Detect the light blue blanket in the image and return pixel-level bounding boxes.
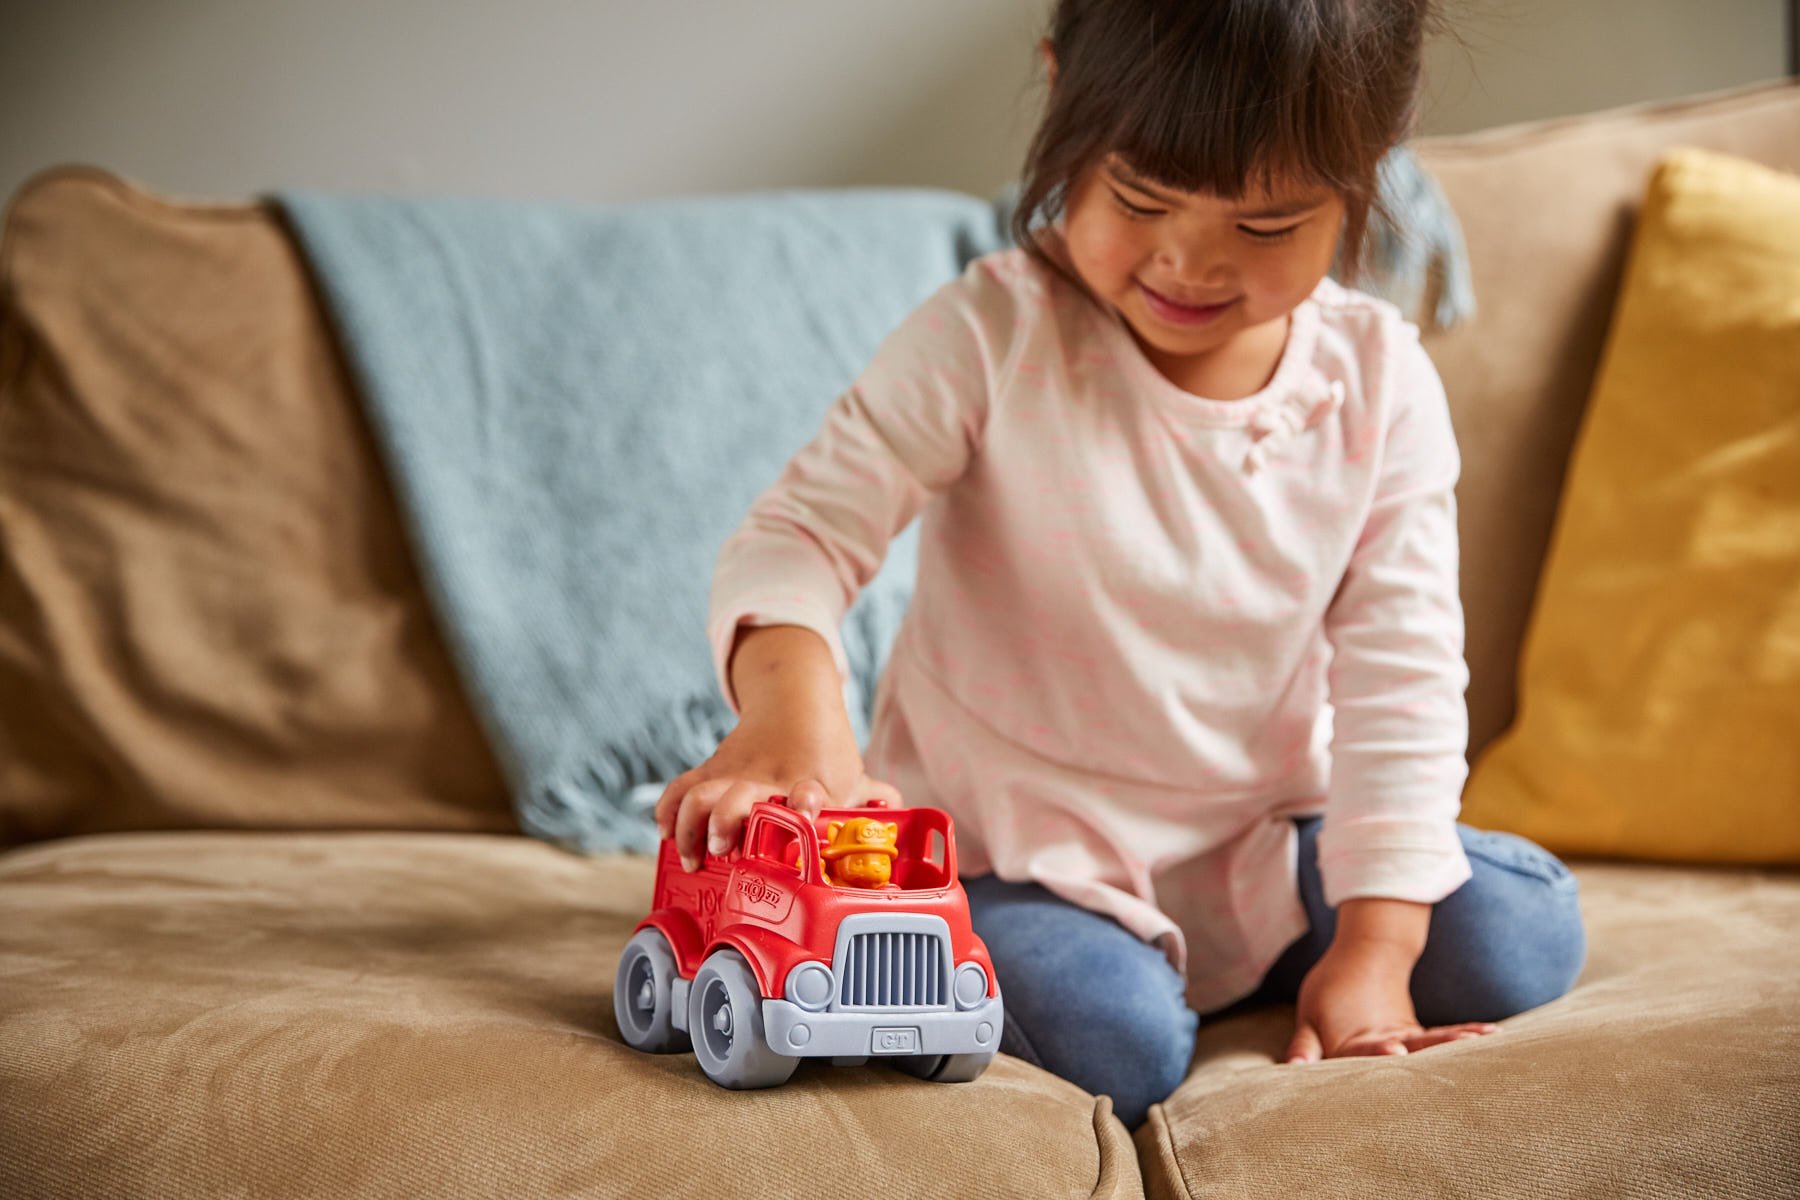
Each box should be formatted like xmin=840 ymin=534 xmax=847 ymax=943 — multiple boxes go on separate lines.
xmin=273 ymin=155 xmax=1471 ymax=856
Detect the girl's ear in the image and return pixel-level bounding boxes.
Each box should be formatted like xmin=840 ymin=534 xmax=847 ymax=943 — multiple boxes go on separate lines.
xmin=1039 ymin=36 xmax=1057 ymax=89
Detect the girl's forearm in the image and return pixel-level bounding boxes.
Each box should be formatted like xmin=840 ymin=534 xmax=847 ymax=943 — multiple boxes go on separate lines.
xmin=726 ymin=624 xmax=851 ymax=729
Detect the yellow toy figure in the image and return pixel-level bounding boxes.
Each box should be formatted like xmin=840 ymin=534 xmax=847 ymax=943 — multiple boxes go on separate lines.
xmin=821 ymin=817 xmax=900 ymax=889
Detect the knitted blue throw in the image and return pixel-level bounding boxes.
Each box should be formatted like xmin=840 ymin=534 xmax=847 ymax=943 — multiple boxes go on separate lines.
xmin=273 ymin=150 xmax=1472 ymax=856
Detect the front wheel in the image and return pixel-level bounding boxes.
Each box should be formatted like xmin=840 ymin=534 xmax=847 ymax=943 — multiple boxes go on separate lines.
xmin=891 ymin=1049 xmax=996 ymax=1083
xmin=688 ymin=949 xmax=800 ymax=1089
xmin=614 ymin=929 xmax=690 ymax=1053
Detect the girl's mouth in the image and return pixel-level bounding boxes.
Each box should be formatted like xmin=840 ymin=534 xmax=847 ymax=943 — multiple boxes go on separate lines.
xmin=1138 ymin=281 xmax=1237 ymax=327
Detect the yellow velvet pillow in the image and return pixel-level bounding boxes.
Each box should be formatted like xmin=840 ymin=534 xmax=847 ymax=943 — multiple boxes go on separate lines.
xmin=1460 ymin=147 xmax=1800 ymax=864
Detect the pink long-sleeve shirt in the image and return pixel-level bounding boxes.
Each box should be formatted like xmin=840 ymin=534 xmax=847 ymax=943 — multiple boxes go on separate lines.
xmin=708 ymin=236 xmax=1474 ymax=1015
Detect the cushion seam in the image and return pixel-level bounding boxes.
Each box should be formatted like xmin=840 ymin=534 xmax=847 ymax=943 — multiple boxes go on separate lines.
xmin=1146 ymin=1101 xmax=1194 ymax=1200
xmin=1088 ymin=1096 xmax=1110 ymax=1199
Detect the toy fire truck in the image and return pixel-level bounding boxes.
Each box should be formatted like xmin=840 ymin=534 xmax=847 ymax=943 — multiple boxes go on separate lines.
xmin=613 ymin=795 xmax=1003 ymax=1089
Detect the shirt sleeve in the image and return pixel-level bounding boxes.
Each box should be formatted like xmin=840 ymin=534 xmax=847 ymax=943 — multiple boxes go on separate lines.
xmin=707 ymin=264 xmax=1008 ymax=714
xmin=1316 ymin=322 xmax=1475 ymax=909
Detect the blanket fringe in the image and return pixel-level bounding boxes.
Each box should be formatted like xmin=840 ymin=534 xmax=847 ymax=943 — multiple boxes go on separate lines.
xmin=516 ymin=579 xmax=912 ymax=856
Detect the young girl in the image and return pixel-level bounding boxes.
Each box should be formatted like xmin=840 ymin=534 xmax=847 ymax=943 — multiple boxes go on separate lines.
xmin=656 ymin=0 xmax=1586 ymax=1128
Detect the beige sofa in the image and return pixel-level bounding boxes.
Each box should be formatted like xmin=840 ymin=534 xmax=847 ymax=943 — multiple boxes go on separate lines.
xmin=3 ymin=80 xmax=1797 ymax=1199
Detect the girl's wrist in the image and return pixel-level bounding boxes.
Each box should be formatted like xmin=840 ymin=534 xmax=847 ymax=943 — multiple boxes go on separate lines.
xmin=1330 ymin=896 xmax=1431 ymax=963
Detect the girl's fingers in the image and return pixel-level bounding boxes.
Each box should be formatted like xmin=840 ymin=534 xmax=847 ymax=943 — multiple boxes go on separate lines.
xmin=1342 ymin=1024 xmax=1501 ymax=1057
xmin=1312 ymin=1020 xmax=1503 ymax=1061
xmin=665 ymin=769 xmax=908 ymax=869
xmin=655 ymin=769 xmax=701 ymax=839
xmin=707 ymin=780 xmax=769 ymax=858
xmin=857 ymin=775 xmax=904 ymax=807
xmin=673 ymin=778 xmax=731 ymax=871
xmin=788 ymin=778 xmax=831 ymax=817
xmin=1335 ymin=1031 xmax=1411 ymax=1058
xmin=1405 ymin=1024 xmax=1500 ymax=1051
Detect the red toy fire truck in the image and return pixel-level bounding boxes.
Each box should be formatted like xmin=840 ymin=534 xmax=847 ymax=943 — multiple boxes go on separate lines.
xmin=614 ymin=795 xmax=1003 ymax=1089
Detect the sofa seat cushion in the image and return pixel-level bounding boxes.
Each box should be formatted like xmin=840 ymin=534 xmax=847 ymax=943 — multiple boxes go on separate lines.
xmin=0 ymin=831 xmax=1139 ymax=1199
xmin=1138 ymin=860 xmax=1800 ymax=1199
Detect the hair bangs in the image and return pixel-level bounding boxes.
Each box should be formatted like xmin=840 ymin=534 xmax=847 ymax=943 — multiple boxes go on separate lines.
xmin=1014 ymin=0 xmax=1434 ymax=286
xmin=1105 ymin=1 xmax=1367 ymax=203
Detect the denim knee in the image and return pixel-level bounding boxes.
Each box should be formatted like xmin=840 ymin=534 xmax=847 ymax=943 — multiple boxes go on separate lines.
xmin=1036 ymin=983 xmax=1197 ymax=1130
xmin=1411 ymin=828 xmax=1588 ymax=1027
xmin=964 ymin=875 xmax=1197 ymax=1129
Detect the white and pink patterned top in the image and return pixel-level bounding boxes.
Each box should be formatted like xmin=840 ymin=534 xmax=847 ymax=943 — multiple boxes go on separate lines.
xmin=708 ymin=235 xmax=1473 ymax=1015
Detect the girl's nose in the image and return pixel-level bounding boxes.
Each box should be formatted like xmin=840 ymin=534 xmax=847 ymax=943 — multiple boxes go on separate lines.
xmin=1154 ymin=239 xmax=1232 ymax=290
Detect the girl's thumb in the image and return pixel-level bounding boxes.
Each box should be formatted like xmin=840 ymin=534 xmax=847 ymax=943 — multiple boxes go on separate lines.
xmin=1285 ymin=1023 xmax=1323 ymax=1065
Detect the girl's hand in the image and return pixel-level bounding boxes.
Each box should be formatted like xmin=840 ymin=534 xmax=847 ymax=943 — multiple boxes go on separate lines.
xmin=652 ymin=709 xmax=899 ymax=873
xmin=1283 ymin=940 xmax=1500 ymax=1064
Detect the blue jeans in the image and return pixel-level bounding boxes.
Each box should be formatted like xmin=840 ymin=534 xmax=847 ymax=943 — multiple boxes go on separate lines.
xmin=962 ymin=817 xmax=1586 ymax=1129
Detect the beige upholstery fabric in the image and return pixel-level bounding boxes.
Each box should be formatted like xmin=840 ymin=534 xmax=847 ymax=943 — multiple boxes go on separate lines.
xmin=1140 ymin=861 xmax=1800 ymax=1199
xmin=0 ymin=831 xmax=1140 ymax=1200
xmin=0 ymin=166 xmax=516 ymax=846
xmin=1412 ymin=79 xmax=1800 ymax=762
xmin=3 ymin=833 xmax=1792 ymax=1199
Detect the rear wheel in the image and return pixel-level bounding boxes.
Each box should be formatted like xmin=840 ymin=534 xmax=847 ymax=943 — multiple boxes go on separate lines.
xmin=891 ymin=1050 xmax=995 ymax=1083
xmin=688 ymin=949 xmax=800 ymax=1089
xmin=613 ymin=929 xmax=690 ymax=1053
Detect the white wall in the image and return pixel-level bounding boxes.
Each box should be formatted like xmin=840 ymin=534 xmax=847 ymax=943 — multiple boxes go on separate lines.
xmin=0 ymin=0 xmax=1789 ymax=207
xmin=0 ymin=0 xmax=1048 ymax=204
xmin=1421 ymin=0 xmax=1789 ymax=135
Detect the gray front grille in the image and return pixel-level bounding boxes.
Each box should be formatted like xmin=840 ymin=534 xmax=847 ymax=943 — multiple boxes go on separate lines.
xmin=838 ymin=930 xmax=946 ymax=1009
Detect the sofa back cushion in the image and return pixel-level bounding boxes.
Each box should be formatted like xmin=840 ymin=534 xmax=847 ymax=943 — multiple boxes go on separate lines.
xmin=1459 ymin=147 xmax=1800 ymax=864
xmin=1413 ymin=79 xmax=1800 ymax=762
xmin=0 ymin=166 xmax=517 ymax=846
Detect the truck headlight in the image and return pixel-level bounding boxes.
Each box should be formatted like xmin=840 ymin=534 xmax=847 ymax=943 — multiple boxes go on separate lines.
xmin=954 ymin=963 xmax=988 ymax=1010
xmin=785 ymin=961 xmax=834 ymax=1011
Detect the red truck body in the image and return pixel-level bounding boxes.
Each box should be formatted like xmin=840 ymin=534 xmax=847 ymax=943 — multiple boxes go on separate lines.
xmin=616 ymin=795 xmax=1004 ymax=1088
xmin=640 ymin=796 xmax=996 ymax=1002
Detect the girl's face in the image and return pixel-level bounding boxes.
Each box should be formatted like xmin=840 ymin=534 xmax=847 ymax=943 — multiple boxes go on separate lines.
xmin=1061 ymin=154 xmax=1346 ymax=385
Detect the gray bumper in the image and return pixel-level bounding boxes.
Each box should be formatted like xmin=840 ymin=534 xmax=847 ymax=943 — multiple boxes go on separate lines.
xmin=761 ymin=997 xmax=1004 ymax=1058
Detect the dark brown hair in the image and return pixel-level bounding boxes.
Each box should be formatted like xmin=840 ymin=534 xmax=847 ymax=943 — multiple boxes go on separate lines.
xmin=1013 ymin=0 xmax=1442 ymax=286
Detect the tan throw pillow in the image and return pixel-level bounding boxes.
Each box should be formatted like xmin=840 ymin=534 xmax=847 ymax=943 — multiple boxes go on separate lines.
xmin=0 ymin=166 xmax=517 ymax=846
xmin=1460 ymin=148 xmax=1800 ymax=863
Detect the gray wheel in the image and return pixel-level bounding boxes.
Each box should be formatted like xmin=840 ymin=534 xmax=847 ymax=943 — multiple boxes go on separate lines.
xmin=892 ymin=1050 xmax=996 ymax=1083
xmin=614 ymin=929 xmax=690 ymax=1053
xmin=688 ymin=949 xmax=800 ymax=1089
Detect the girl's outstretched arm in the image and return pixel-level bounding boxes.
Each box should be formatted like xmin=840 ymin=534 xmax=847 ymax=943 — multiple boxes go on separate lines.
xmin=665 ymin=261 xmax=1018 ymax=868
xmin=1297 ymin=324 xmax=1496 ymax=1060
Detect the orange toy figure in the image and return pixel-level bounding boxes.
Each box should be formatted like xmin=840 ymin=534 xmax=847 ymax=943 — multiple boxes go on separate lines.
xmin=822 ymin=817 xmax=900 ymax=889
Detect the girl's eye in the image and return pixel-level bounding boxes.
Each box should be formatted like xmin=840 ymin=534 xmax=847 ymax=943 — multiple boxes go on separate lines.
xmin=1107 ymin=189 xmax=1163 ymax=220
xmin=1241 ymin=224 xmax=1302 ymax=243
